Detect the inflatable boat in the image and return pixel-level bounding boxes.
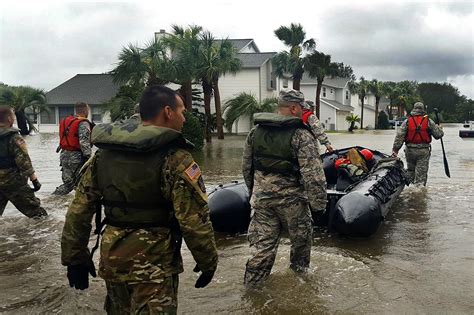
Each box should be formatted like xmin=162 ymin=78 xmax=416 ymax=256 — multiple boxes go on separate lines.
xmin=208 ymin=146 xmax=408 ymax=237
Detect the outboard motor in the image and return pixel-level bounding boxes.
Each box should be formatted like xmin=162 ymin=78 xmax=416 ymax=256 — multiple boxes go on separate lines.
xmin=208 ymin=182 xmax=251 ymax=233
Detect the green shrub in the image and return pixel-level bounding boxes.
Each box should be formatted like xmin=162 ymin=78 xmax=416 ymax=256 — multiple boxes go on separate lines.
xmin=182 ymin=111 xmax=204 ymax=150
xmin=377 ymin=111 xmax=390 ymax=129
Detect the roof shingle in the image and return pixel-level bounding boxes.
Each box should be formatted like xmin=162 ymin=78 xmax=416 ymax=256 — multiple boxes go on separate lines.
xmin=238 ymin=52 xmax=276 ymax=68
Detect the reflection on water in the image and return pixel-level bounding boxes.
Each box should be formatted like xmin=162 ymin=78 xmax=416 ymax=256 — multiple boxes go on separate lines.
xmin=1 ymin=125 xmax=473 ymax=314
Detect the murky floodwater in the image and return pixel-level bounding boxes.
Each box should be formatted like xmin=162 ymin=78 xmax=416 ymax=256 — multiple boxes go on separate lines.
xmin=1 ymin=125 xmax=473 ymax=314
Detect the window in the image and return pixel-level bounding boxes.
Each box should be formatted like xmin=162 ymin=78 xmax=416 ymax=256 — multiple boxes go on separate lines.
xmin=91 ymin=106 xmax=103 ymax=123
xmin=58 ymin=106 xmax=75 ymax=122
xmin=283 ymin=78 xmax=289 ymax=88
xmin=330 ymin=89 xmax=334 ymax=94
xmin=322 ymin=87 xmax=326 ymax=97
xmin=40 ymin=106 xmax=56 ymax=124
xmin=346 ymin=90 xmax=349 ymax=100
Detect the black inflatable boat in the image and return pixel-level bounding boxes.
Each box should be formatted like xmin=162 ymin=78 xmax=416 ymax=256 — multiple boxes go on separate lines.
xmin=208 ymin=146 xmax=408 ymax=237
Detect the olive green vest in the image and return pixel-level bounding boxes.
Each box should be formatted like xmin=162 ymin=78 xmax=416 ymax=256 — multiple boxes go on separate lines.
xmin=252 ymin=113 xmax=309 ymax=175
xmin=92 ymin=120 xmax=192 ymax=228
xmin=0 ymin=128 xmax=19 ymax=169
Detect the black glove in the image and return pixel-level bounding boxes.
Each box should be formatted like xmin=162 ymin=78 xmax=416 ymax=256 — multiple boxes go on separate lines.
xmin=67 ymin=263 xmax=97 ymax=290
xmin=193 ymin=264 xmax=215 ymax=289
xmin=32 ymin=179 xmax=42 ymax=192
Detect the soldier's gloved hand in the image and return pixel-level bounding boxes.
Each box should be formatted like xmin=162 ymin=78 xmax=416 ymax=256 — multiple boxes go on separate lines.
xmin=32 ymin=179 xmax=42 ymax=192
xmin=193 ymin=264 xmax=216 ymax=288
xmin=326 ymin=144 xmax=334 ymax=153
xmin=67 ymin=263 xmax=97 ymax=290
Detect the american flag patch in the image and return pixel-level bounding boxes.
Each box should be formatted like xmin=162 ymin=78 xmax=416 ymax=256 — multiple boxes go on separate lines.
xmin=184 ymin=162 xmax=201 ymax=181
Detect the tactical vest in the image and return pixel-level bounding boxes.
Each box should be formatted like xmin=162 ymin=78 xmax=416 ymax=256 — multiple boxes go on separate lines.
xmin=0 ymin=128 xmax=19 ymax=169
xmin=59 ymin=116 xmax=92 ymax=151
xmin=252 ymin=112 xmax=310 ymax=175
xmin=406 ymin=115 xmax=431 ymax=144
xmin=92 ymin=121 xmax=191 ymax=228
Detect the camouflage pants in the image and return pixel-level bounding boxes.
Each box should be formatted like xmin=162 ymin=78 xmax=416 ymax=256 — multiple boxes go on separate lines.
xmin=104 ymin=276 xmax=179 ymax=315
xmin=54 ymin=158 xmax=84 ymax=195
xmin=405 ymin=147 xmax=431 ymax=186
xmin=244 ymin=200 xmax=312 ymax=286
xmin=0 ymin=172 xmax=47 ymax=218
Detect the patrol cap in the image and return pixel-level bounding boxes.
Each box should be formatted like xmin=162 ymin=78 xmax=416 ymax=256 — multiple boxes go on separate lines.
xmin=413 ymin=102 xmax=425 ymax=111
xmin=278 ymin=89 xmax=305 ymax=107
xmin=303 ymin=100 xmax=315 ymax=110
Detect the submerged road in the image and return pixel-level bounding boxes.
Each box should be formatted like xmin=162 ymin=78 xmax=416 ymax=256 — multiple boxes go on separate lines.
xmin=1 ymin=124 xmax=473 ymax=314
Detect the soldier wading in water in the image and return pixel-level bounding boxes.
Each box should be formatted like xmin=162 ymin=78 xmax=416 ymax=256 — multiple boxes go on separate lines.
xmin=242 ymin=90 xmax=327 ymax=286
xmin=61 ymin=85 xmax=218 ymax=314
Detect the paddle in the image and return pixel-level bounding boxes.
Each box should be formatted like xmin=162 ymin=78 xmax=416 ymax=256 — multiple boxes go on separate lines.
xmin=434 ymin=108 xmax=450 ymax=178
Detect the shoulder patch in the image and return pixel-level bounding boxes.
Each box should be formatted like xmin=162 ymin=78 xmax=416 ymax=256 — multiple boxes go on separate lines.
xmin=15 ymin=137 xmax=28 ymax=153
xmin=184 ymin=162 xmax=201 ymax=181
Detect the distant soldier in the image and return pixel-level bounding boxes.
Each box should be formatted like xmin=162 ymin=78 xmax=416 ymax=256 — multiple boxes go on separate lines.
xmin=302 ymin=100 xmax=334 ymax=152
xmin=392 ymin=102 xmax=444 ymax=186
xmin=0 ymin=106 xmax=46 ymax=218
xmin=61 ymin=85 xmax=218 ymax=314
xmin=53 ymin=102 xmax=92 ymax=195
xmin=242 ymin=90 xmax=327 ymax=287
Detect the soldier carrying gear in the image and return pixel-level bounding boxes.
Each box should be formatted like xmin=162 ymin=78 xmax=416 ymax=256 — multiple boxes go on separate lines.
xmin=0 ymin=106 xmax=47 ymax=218
xmin=61 ymin=85 xmax=218 ymax=314
xmin=53 ymin=102 xmax=93 ymax=195
xmin=302 ymin=100 xmax=335 ymax=152
xmin=392 ymin=102 xmax=444 ymax=186
xmin=242 ymin=89 xmax=327 ymax=287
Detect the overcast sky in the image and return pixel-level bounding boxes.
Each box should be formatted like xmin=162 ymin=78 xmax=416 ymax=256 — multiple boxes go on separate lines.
xmin=1 ymin=0 xmax=473 ymax=98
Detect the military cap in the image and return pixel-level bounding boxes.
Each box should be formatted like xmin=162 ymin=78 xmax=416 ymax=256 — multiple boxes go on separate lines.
xmin=303 ymin=100 xmax=315 ymax=110
xmin=278 ymin=89 xmax=305 ymax=106
xmin=413 ymin=102 xmax=425 ymax=111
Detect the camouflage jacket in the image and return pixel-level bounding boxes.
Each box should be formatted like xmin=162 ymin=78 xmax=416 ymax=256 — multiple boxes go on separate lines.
xmin=242 ymin=126 xmax=327 ymax=211
xmin=60 ymin=120 xmax=92 ymax=163
xmin=61 ymin=122 xmax=218 ymax=283
xmin=308 ymin=114 xmax=331 ymax=146
xmin=392 ymin=109 xmax=444 ymax=151
xmin=0 ymin=127 xmax=35 ymax=180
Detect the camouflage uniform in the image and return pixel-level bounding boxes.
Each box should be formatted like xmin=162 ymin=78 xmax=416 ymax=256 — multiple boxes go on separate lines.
xmin=54 ymin=119 xmax=92 ymax=195
xmin=392 ymin=103 xmax=444 ymax=185
xmin=61 ymin=119 xmax=218 ymax=314
xmin=308 ymin=114 xmax=331 ymax=147
xmin=242 ymin=91 xmax=327 ymax=286
xmin=0 ymin=127 xmax=47 ymax=218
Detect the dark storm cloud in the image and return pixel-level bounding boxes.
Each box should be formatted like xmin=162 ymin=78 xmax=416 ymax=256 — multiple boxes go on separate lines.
xmin=318 ymin=2 xmax=473 ymax=82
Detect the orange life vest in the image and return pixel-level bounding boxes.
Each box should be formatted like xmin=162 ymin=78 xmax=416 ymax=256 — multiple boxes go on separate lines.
xmin=59 ymin=116 xmax=91 ymax=151
xmin=406 ymin=115 xmax=431 ymax=144
xmin=302 ymin=110 xmax=313 ymax=124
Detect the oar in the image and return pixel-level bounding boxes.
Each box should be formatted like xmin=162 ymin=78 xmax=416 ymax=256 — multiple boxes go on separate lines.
xmin=434 ymin=108 xmax=450 ymax=178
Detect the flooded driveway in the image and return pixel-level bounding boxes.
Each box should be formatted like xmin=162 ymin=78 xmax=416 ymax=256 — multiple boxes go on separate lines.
xmin=1 ymin=124 xmax=473 ymax=314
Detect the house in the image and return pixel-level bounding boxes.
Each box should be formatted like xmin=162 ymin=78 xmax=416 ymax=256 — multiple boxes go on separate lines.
xmin=300 ymin=75 xmax=354 ymax=131
xmin=39 ymin=74 xmax=119 ymax=133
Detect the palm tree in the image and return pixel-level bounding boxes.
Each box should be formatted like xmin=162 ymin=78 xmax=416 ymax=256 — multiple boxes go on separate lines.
xmin=111 ymin=38 xmax=175 ymax=87
xmin=394 ymin=80 xmax=419 ymax=116
xmin=198 ymin=32 xmax=242 ymax=141
xmin=0 ymin=86 xmax=47 ymax=135
xmin=223 ymin=92 xmax=277 ymax=132
xmin=304 ymin=52 xmax=354 ymax=117
xmin=164 ymin=25 xmax=203 ymax=110
xmin=381 ymin=81 xmax=397 ymax=119
xmin=345 ymin=113 xmax=361 ymax=132
xmin=272 ymin=23 xmax=316 ymax=90
xmin=348 ymin=77 xmax=369 ymax=128
xmin=368 ymin=79 xmax=384 ymax=129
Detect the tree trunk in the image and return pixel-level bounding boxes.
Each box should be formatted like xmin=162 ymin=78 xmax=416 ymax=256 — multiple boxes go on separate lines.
xmin=349 ymin=121 xmax=355 ymax=132
xmin=213 ymin=79 xmax=224 ymax=139
xmin=293 ymin=79 xmax=301 ymax=91
xmin=202 ymin=80 xmax=212 ymax=143
xmin=15 ymin=110 xmax=30 ymax=135
xmin=360 ymin=98 xmax=365 ymax=128
xmin=315 ymin=79 xmax=323 ymax=118
xmin=388 ymin=99 xmax=393 ymax=120
xmin=375 ymin=96 xmax=380 ymax=129
xmin=183 ymin=81 xmax=193 ymax=111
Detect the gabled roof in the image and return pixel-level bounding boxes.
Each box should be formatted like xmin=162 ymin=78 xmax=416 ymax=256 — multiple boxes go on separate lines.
xmin=301 ymin=74 xmax=350 ymax=88
xmin=226 ymin=39 xmax=260 ymax=53
xmin=321 ymin=99 xmax=354 ymax=112
xmin=238 ymin=52 xmax=276 ymax=68
xmin=46 ymin=74 xmax=120 ymax=105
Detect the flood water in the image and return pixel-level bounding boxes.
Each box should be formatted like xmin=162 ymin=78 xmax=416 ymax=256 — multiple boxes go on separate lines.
xmin=1 ymin=124 xmax=473 ymax=314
